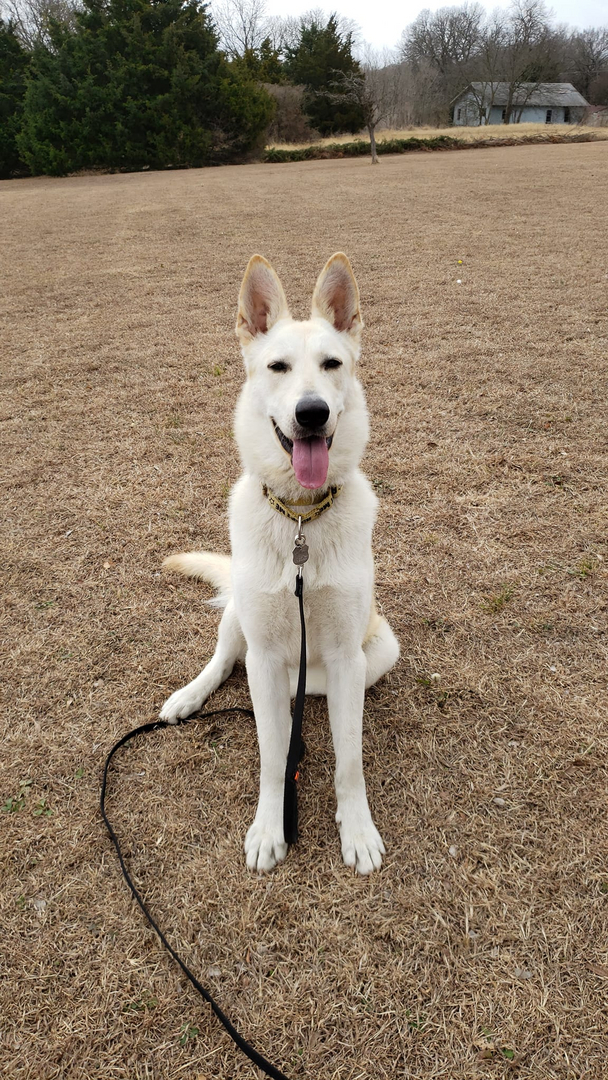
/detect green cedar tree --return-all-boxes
[17,0,274,175]
[236,37,284,84]
[283,14,365,135]
[0,19,30,178]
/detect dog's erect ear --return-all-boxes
[236,255,290,345]
[311,253,363,338]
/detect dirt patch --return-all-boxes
[1,142,607,1079]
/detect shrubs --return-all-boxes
[263,84,318,145]
[262,130,602,163]
[263,135,460,162]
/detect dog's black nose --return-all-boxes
[295,397,330,429]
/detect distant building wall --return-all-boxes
[453,94,484,125]
[517,106,565,123]
[453,96,585,126]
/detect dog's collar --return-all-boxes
[262,484,342,524]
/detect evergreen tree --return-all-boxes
[17,0,274,175]
[0,19,30,178]
[283,14,364,135]
[236,36,284,83]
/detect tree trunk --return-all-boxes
[368,124,378,164]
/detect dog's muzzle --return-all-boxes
[271,406,334,490]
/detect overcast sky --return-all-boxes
[264,0,608,52]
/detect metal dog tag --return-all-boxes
[293,543,309,566]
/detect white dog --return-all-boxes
[160,254,399,874]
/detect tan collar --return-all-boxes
[262,484,342,524]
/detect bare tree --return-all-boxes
[465,12,507,122]
[567,26,608,100]
[327,51,402,163]
[211,0,268,59]
[300,8,361,50]
[399,3,485,122]
[398,0,574,125]
[404,57,443,124]
[400,3,485,75]
[498,0,559,122]
[266,13,301,56]
[1,0,79,48]
[264,83,318,142]
[213,3,363,69]
[456,0,564,124]
[263,9,361,62]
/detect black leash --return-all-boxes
[282,517,309,843]
[100,709,291,1079]
[101,530,310,1078]
[283,573,306,845]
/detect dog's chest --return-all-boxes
[234,579,366,666]
[229,473,376,661]
[230,475,375,581]
[232,523,374,664]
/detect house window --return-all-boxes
[457,108,462,120]
[501,109,506,121]
[546,109,552,124]
[564,107,570,123]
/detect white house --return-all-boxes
[451,82,589,126]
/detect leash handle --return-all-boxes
[100,709,292,1080]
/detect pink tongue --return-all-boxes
[292,437,329,489]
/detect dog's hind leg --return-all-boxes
[160,599,245,722]
[363,617,400,689]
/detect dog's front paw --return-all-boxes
[159,684,204,723]
[337,809,385,875]
[244,818,287,873]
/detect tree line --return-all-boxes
[1,0,607,178]
[0,0,367,177]
[213,0,607,131]
[398,1,608,126]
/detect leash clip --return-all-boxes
[292,515,309,577]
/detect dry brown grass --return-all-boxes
[266,121,608,149]
[1,141,608,1080]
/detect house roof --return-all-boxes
[452,83,589,108]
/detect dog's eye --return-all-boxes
[268,361,289,373]
[322,358,342,370]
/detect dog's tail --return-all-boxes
[162,552,232,608]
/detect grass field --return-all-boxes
[266,121,608,149]
[2,141,608,1080]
